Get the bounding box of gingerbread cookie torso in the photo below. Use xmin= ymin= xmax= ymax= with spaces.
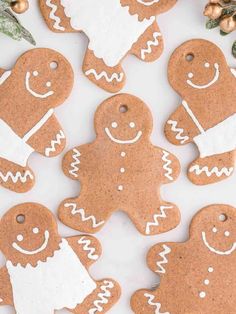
xmin=165 ymin=39 xmax=236 ymax=185
xmin=0 ymin=203 xmax=120 ymax=314
xmin=58 ymin=94 xmax=180 ymax=235
xmin=39 ymin=0 xmax=177 ymax=92
xmin=0 ymin=48 xmax=73 ymax=192
xmin=131 ymin=204 xmax=236 ymax=314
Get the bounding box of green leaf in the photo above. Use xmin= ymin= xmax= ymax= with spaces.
xmin=232 ymin=41 xmax=236 ymax=58
xmin=206 ymin=19 xmax=220 ymax=29
xmin=220 ymin=30 xmax=229 ymax=36
xmin=0 ymin=13 xmax=22 ymax=40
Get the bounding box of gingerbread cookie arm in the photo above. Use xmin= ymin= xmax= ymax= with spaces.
xmin=27 ymin=114 xmax=66 ymax=157
xmin=131 ymin=21 xmax=163 ymax=62
xmin=67 ymin=235 xmax=102 ymax=268
xmin=158 ymin=148 xmax=180 ymax=183
xmin=0 ymin=266 xmax=13 ymax=306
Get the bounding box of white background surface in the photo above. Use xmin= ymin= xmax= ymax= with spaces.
xmin=0 ymin=0 xmax=235 ymax=313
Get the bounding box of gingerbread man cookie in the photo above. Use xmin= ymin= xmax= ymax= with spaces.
xmin=131 ymin=204 xmax=236 ymax=314
xmin=165 ymin=39 xmax=236 ymax=185
xmin=39 ymin=0 xmax=177 ymax=93
xmin=0 ymin=203 xmax=120 ymax=314
xmin=58 ymin=94 xmax=180 ymax=235
xmin=0 ymin=48 xmax=73 ymax=192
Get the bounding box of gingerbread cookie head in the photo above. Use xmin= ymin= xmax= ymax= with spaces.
xmin=94 ymin=94 xmax=153 ymax=144
xmin=12 ymin=48 xmax=73 ymax=108
xmin=168 ymin=39 xmax=228 ymax=95
xmin=0 ymin=203 xmax=61 ymax=267
xmin=190 ymin=204 xmax=236 ymax=256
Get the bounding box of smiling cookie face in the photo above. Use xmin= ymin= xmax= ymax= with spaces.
xmin=94 ymin=94 xmax=153 ymax=145
xmin=168 ymin=39 xmax=227 ymax=94
xmin=13 ymin=48 xmax=73 ymax=108
xmin=190 ymin=205 xmax=236 ymax=256
xmin=0 ymin=203 xmax=61 ymax=267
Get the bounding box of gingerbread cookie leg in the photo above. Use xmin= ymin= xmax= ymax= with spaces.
xmin=0 ymin=158 xmax=34 ymax=192
xmin=0 ymin=267 xmax=13 ymax=306
xmin=131 ymin=22 xmax=163 ymax=62
xmin=188 ymin=151 xmax=235 ymax=185
xmin=82 ymin=49 xmax=126 ymax=93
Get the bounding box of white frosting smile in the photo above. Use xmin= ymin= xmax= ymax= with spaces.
xmin=136 ymin=0 xmax=159 ymax=5
xmin=105 ymin=127 xmax=142 ymax=144
xmin=202 ymin=231 xmax=236 ymax=256
xmin=25 ymin=71 xmax=54 ymax=99
xmin=187 ymin=63 xmax=220 ymax=89
xmin=12 ymin=230 xmax=50 ymax=255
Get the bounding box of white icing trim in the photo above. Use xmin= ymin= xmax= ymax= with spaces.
xmin=88 ymin=280 xmax=114 ymax=314
xmin=46 ymin=0 xmax=65 ymax=31
xmin=182 ymin=100 xmax=204 ymax=134
xmin=25 ymin=72 xmax=54 ymax=99
xmin=189 ymin=165 xmax=234 ymax=178
xmin=140 ymin=32 xmax=161 ymax=60
xmin=0 ymin=170 xmax=33 ymax=183
xmin=231 ymin=68 xmax=236 ymax=78
xmin=144 ymin=293 xmax=170 ymax=314
xmin=12 ymin=230 xmax=49 ymax=255
xmin=64 ymin=203 xmax=105 ymax=228
xmin=136 ymin=0 xmax=160 ymax=6
xmin=69 ymin=148 xmax=81 ymax=178
xmin=45 ymin=130 xmax=65 ymax=156
xmin=85 ymin=69 xmax=124 ymax=83
xmin=155 ymin=244 xmax=171 ymax=274
xmin=167 ymin=120 xmax=189 ymax=144
xmin=0 ymin=70 xmax=11 ymax=85
xmin=187 ymin=63 xmax=220 ymax=89
xmin=162 ymin=151 xmax=173 ymax=181
xmin=78 ymin=236 xmax=99 ymax=260
xmin=202 ymin=231 xmax=236 ymax=255
xmin=105 ymin=127 xmax=142 ymax=144
xmin=146 ymin=205 xmax=173 ymax=235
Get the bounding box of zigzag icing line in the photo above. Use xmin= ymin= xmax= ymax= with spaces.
xmin=155 ymin=245 xmax=171 ymax=274
xmin=189 ymin=165 xmax=234 ymax=177
xmin=88 ymin=280 xmax=114 ymax=314
xmin=162 ymin=151 xmax=173 ymax=181
xmin=141 ymin=32 xmax=161 ymax=60
xmin=144 ymin=293 xmax=170 ymax=314
xmin=167 ymin=120 xmax=189 ymax=144
xmin=64 ymin=203 xmax=105 ymax=228
xmin=146 ymin=205 xmax=173 ymax=235
xmin=69 ymin=148 xmax=81 ymax=177
xmin=78 ymin=236 xmax=98 ymax=260
xmin=45 ymin=0 xmax=65 ymax=31
xmin=45 ymin=130 xmax=65 ymax=157
xmin=0 ymin=170 xmax=33 ymax=183
xmin=85 ymin=69 xmax=124 ymax=83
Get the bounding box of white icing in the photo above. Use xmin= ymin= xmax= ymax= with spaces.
xmin=189 ymin=165 xmax=234 ymax=178
xmin=78 ymin=236 xmax=98 ymax=260
xmin=117 ymin=185 xmax=123 ymax=191
xmin=46 ymin=0 xmax=65 ymax=31
xmin=146 ymin=205 xmax=173 ymax=235
xmin=182 ymin=100 xmax=204 ymax=134
xmin=12 ymin=231 xmax=49 ymax=255
xmin=140 ymin=32 xmax=161 ymax=60
xmin=212 ymin=227 xmax=217 ymax=233
xmin=7 ymin=239 xmax=96 ymax=314
xmin=204 ymin=279 xmax=210 ymax=285
xmin=202 ymin=231 xmax=236 ymax=255
xmin=17 ymin=235 xmax=23 ymax=242
xmin=155 ymin=244 xmax=171 ymax=274
xmin=45 ymin=130 xmax=65 ymax=156
xmin=167 ymin=120 xmax=189 ymax=144
xmin=33 ymin=227 xmax=39 ymax=234
xmin=0 ymin=170 xmax=33 ymax=183
xmin=162 ymin=150 xmax=173 ymax=181
xmin=105 ymin=127 xmax=142 ymax=144
xmin=0 ymin=70 xmax=12 ymax=85
xmin=225 ymin=231 xmax=230 ymax=237
xmin=85 ymin=69 xmax=124 ymax=83
xmin=121 ymin=151 xmax=126 ymax=157
xmin=144 ymin=293 xmax=170 ymax=314
xmin=208 ymin=267 xmax=214 ymax=273
xmin=120 ymin=167 xmax=125 ymax=173
xmin=112 ymin=122 xmax=118 ymax=128
xmin=88 ymin=280 xmax=114 ymax=314
xmin=231 ymin=68 xmax=236 ymax=78
xmin=129 ymin=122 xmax=135 ymax=128
xmin=187 ymin=63 xmax=220 ymax=89
xmin=69 ymin=148 xmax=81 ymax=178
xmin=61 ymin=0 xmax=155 ymax=67
xmin=25 ymin=71 xmax=54 ymax=99
xmin=64 ymin=203 xmax=105 ymax=228
xmin=199 ymin=291 xmax=206 ymax=299
xmin=137 ymin=0 xmax=160 ymax=5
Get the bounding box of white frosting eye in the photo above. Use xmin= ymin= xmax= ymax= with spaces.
xmin=188 ymin=72 xmax=194 ymax=79
xmin=33 ymin=71 xmax=39 ymax=77
xmin=204 ymin=62 xmax=210 ymax=68
xmin=111 ymin=122 xmax=118 ymax=128
xmin=212 ymin=227 xmax=217 ymax=233
xmin=129 ymin=122 xmax=135 ymax=128
xmin=33 ymin=227 xmax=39 ymax=234
xmin=46 ymin=81 xmax=51 ymax=87
xmin=224 ymin=231 xmax=230 ymax=237
xmin=17 ymin=234 xmax=24 ymax=242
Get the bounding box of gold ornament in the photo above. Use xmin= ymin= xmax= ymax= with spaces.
xmin=11 ymin=0 xmax=29 ymax=14
xmin=204 ymin=4 xmax=223 ymax=19
xmin=220 ymin=16 xmax=236 ymax=33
